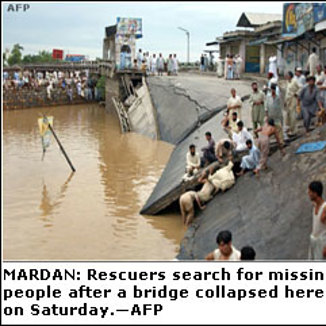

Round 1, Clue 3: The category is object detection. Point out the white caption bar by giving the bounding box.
[2,262,326,325]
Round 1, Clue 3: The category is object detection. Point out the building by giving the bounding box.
[276,3,326,73]
[65,54,87,62]
[103,17,142,70]
[208,12,282,74]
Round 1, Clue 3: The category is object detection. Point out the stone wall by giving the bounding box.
[3,87,94,110]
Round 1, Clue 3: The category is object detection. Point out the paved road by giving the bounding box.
[147,73,253,145]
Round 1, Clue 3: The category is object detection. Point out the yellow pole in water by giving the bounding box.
[43,115,76,172]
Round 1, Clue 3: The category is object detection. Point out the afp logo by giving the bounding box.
[7,3,30,12]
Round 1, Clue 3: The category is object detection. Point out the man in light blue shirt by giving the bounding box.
[237,139,260,176]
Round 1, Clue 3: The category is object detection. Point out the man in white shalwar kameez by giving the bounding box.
[137,49,143,69]
[306,47,319,76]
[216,56,224,78]
[173,54,179,75]
[185,144,200,176]
[236,55,243,79]
[151,54,157,75]
[232,121,253,152]
[285,71,301,135]
[269,55,278,81]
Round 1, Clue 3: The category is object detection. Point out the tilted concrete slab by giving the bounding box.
[177,125,326,260]
[140,89,253,215]
[147,74,253,145]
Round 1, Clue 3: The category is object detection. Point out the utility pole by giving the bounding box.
[178,27,190,65]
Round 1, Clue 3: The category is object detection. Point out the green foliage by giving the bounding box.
[3,52,7,67]
[7,43,56,66]
[22,50,55,64]
[7,43,24,66]
[96,76,106,100]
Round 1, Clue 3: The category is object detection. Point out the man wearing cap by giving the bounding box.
[294,67,306,87]
[285,71,301,136]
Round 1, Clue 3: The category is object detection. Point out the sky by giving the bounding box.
[2,1,284,62]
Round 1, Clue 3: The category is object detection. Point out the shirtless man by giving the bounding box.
[179,191,206,227]
[253,118,285,175]
[180,177,217,227]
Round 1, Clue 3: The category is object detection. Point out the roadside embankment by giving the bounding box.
[178,125,326,260]
[3,87,93,110]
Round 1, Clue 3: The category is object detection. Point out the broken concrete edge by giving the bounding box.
[175,95,250,146]
[140,133,299,216]
[144,78,161,140]
[140,94,251,215]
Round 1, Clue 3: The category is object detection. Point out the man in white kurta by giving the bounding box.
[151,54,157,75]
[232,121,253,152]
[285,71,301,135]
[306,48,319,76]
[173,54,179,75]
[216,56,224,78]
[315,65,325,85]
[269,55,278,81]
[227,88,243,119]
[236,55,243,79]
[186,144,200,176]
[157,54,165,76]
[137,49,143,69]
[294,67,306,87]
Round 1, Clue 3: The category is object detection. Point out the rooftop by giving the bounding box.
[236,12,282,28]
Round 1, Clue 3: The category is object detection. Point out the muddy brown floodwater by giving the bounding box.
[3,104,185,260]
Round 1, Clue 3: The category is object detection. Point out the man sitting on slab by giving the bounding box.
[200,132,217,167]
[184,144,200,179]
[216,139,235,164]
[232,120,253,152]
[237,139,260,176]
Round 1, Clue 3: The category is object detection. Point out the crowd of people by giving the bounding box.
[133,49,179,76]
[179,49,326,260]
[3,69,103,102]
[214,54,243,80]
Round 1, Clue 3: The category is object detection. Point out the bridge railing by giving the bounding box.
[3,60,114,72]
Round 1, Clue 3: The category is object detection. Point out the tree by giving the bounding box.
[22,50,55,64]
[3,52,7,67]
[7,43,24,66]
